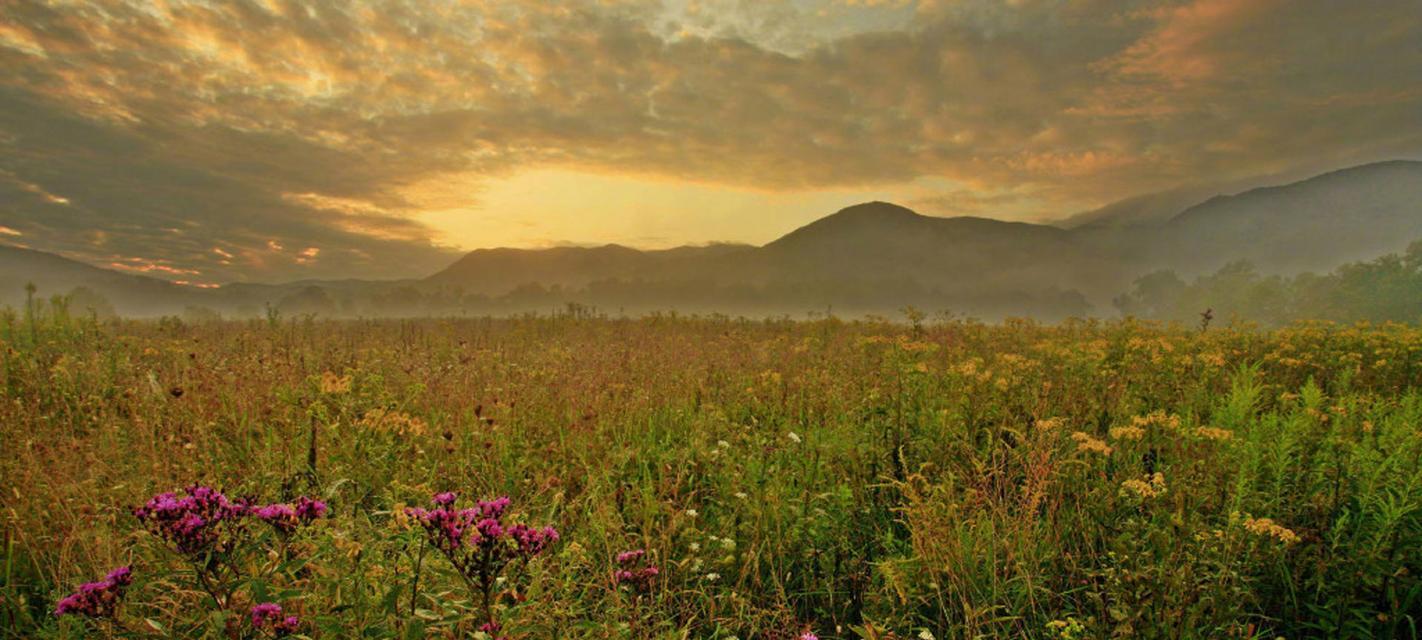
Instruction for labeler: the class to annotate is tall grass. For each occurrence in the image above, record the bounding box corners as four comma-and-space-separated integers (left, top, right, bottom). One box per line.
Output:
2, 305, 1420, 638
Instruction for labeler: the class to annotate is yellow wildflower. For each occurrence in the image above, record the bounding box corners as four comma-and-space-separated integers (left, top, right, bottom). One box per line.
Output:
1071, 432, 1112, 456
320, 371, 352, 394
1243, 517, 1299, 545
1109, 426, 1145, 441
359, 408, 427, 437
1121, 472, 1166, 499
1195, 426, 1233, 441
1036, 417, 1064, 432
1130, 410, 1181, 431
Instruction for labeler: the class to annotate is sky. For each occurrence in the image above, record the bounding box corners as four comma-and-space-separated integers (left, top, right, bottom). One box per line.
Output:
1, 0, 1419, 285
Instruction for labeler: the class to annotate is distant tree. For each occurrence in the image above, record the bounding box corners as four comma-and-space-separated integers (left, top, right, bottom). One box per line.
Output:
503, 283, 552, 308
182, 305, 222, 323
1115, 270, 1187, 320
277, 286, 336, 317
372, 286, 423, 315
1328, 245, 1422, 323
65, 286, 117, 320
1117, 239, 1422, 326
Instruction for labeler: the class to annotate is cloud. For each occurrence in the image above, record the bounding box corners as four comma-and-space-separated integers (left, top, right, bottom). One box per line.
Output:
1103, 0, 1282, 86
1, 0, 1418, 281
910, 187, 1040, 218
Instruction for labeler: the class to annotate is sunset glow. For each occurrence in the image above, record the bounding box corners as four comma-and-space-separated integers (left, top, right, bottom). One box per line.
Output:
2, 0, 1419, 283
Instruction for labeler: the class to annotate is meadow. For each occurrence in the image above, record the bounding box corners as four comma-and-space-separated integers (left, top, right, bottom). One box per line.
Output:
2, 303, 1421, 638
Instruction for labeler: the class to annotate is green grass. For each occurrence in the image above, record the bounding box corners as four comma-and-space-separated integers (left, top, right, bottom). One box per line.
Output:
2, 304, 1421, 638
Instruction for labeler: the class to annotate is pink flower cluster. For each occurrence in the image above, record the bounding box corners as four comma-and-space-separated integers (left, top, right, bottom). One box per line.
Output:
250, 602, 301, 636
405, 493, 557, 560
136, 486, 328, 554
509, 522, 560, 557
253, 496, 328, 534
613, 548, 659, 594
406, 492, 559, 635
134, 486, 248, 554
54, 566, 132, 618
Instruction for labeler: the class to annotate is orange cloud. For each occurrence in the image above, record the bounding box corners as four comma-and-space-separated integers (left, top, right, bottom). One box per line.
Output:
106, 258, 201, 276
1, 0, 1417, 281
1103, 0, 1282, 86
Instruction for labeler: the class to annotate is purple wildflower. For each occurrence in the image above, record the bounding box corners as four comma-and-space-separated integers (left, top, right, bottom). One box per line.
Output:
254, 496, 327, 534
407, 492, 558, 634
134, 485, 247, 554
104, 566, 133, 586
294, 496, 327, 520
475, 518, 504, 545
250, 603, 282, 625
54, 566, 132, 618
612, 549, 659, 594
799, 633, 819, 640
251, 602, 300, 636
405, 502, 481, 551
509, 524, 559, 558
615, 549, 645, 565
254, 504, 298, 532
477, 496, 511, 519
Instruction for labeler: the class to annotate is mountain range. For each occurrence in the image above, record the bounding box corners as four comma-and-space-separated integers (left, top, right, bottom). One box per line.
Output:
3, 160, 1420, 320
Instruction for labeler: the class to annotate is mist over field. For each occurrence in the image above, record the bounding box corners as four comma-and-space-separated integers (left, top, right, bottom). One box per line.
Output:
6, 159, 1422, 324
4, 2, 1422, 639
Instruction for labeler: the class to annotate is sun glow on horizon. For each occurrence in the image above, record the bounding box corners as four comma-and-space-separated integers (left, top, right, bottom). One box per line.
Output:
409, 167, 1059, 251
3, 0, 1416, 282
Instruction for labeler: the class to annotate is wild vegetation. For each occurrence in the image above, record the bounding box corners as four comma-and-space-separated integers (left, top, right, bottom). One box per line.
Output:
3, 301, 1422, 638
1118, 241, 1422, 327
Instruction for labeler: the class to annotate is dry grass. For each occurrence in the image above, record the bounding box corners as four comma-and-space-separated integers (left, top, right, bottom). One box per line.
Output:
3, 307, 1421, 638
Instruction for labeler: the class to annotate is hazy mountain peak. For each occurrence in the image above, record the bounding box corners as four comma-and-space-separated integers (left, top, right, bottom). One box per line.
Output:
828, 201, 923, 220
1144, 160, 1422, 274
765, 201, 928, 247
6, 160, 1420, 319
1166, 160, 1422, 226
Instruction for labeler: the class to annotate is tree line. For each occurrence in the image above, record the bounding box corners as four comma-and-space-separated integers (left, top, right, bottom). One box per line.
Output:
1116, 240, 1422, 326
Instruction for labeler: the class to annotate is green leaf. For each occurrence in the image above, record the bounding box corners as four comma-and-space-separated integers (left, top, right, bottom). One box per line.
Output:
381, 581, 403, 615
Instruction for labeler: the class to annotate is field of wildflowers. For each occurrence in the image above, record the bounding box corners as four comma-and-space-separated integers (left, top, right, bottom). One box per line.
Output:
2, 303, 1422, 638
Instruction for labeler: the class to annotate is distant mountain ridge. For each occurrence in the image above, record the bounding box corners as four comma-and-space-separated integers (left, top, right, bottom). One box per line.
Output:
3, 160, 1419, 319
425, 243, 753, 293
752, 202, 1120, 294
1157, 160, 1422, 273
0, 244, 205, 315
